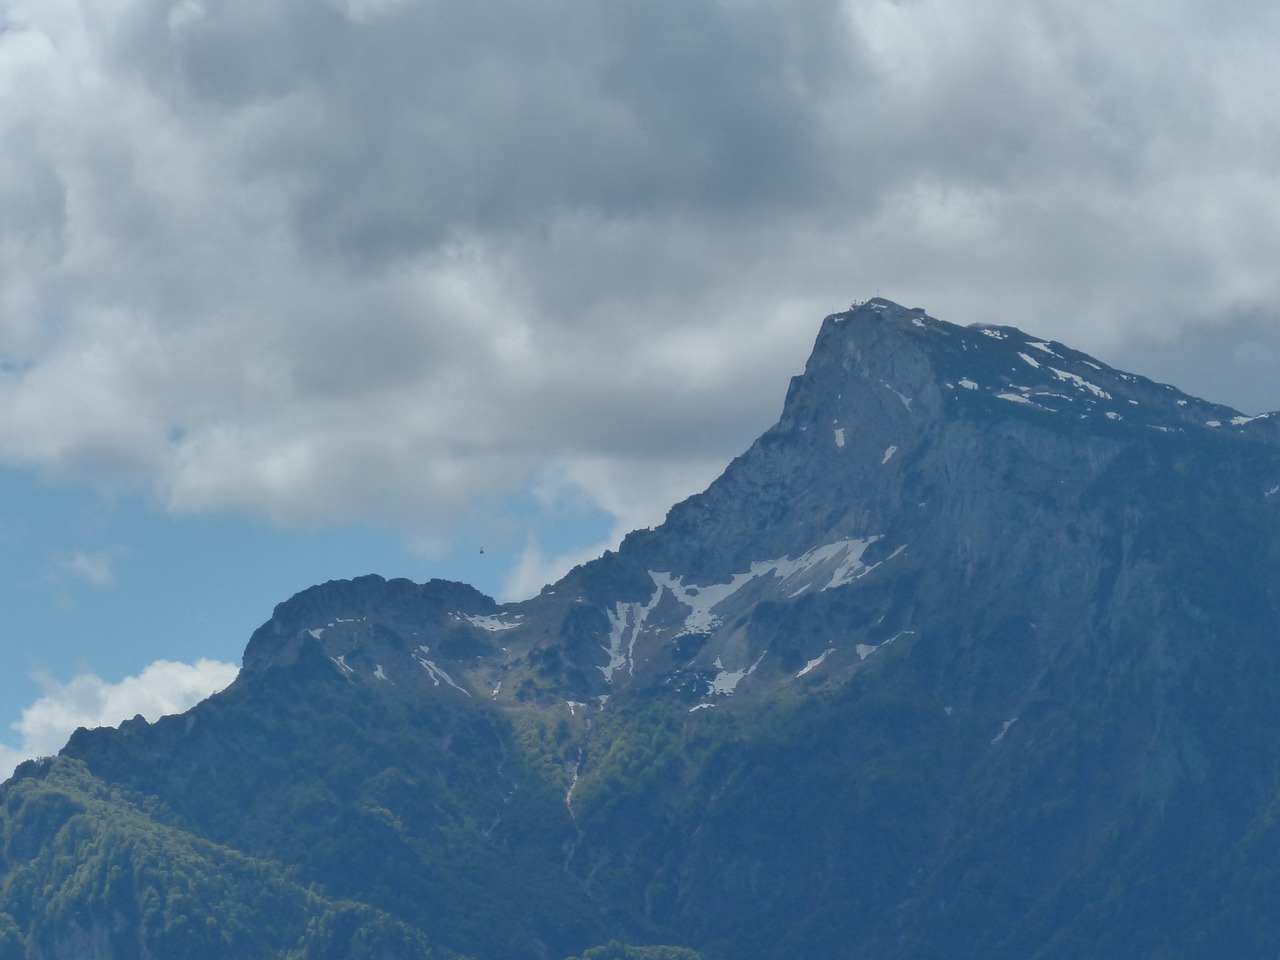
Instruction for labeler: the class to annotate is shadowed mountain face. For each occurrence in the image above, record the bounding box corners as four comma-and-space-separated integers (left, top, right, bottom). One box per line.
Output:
7, 299, 1280, 959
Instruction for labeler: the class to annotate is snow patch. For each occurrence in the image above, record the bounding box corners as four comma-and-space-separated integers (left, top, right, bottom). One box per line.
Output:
1207, 420, 1222, 428
1048, 367, 1111, 399
591, 542, 907, 687
978, 328, 1007, 340
797, 649, 834, 678
1232, 415, 1260, 426
461, 613, 524, 632
1026, 341, 1058, 356
996, 392, 1034, 405
881, 445, 898, 464
415, 646, 470, 695
834, 427, 846, 448
1017, 352, 1041, 369
710, 653, 765, 695
1105, 411, 1121, 421
881, 380, 913, 411
331, 656, 353, 675
308, 628, 325, 640
689, 703, 716, 712
991, 718, 1018, 744
958, 379, 979, 390
651, 536, 892, 639
1267, 486, 1280, 498
599, 588, 665, 682
374, 664, 388, 682
856, 630, 912, 661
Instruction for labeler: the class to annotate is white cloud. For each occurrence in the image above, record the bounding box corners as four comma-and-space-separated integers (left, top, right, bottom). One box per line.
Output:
503, 536, 616, 603
1, 659, 239, 781
0, 746, 30, 786
1, 0, 1280, 568
56, 549, 122, 588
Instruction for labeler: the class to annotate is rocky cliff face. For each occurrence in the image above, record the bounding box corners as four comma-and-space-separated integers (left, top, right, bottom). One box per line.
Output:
8, 299, 1280, 960
234, 298, 1280, 728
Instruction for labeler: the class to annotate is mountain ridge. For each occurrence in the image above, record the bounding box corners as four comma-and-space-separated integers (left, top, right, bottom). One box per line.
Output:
7, 298, 1280, 959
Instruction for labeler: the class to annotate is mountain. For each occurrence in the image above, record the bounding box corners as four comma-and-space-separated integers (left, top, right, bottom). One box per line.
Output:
7, 298, 1280, 958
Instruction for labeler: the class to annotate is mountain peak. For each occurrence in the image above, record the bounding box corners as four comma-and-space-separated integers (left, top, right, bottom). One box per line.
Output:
799, 298, 1272, 439
240, 574, 501, 680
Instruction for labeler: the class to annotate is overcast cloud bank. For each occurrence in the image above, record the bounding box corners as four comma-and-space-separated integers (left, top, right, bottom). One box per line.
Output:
2, 0, 1279, 592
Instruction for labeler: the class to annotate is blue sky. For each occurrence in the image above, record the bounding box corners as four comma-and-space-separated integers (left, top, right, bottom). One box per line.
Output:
3, 0, 1280, 775
0, 462, 626, 771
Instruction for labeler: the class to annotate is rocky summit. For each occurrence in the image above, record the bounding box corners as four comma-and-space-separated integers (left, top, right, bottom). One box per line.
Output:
6, 299, 1280, 960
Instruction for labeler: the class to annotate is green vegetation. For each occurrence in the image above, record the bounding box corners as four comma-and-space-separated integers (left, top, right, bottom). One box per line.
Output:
0, 759, 444, 959
0, 913, 21, 960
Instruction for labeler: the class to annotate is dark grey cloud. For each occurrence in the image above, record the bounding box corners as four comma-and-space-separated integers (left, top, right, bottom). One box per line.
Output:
2, 0, 1279, 570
